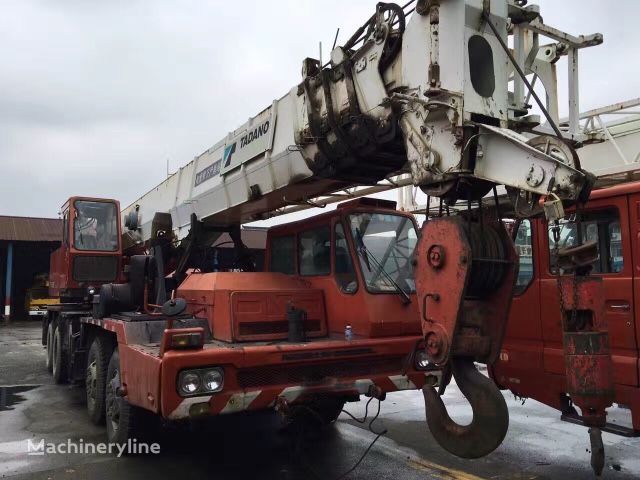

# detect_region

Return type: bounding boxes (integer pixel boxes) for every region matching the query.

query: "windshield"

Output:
[73,201,119,251]
[348,212,417,293]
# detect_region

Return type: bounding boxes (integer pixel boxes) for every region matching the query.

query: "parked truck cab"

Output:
[265,197,421,338]
[493,181,640,434]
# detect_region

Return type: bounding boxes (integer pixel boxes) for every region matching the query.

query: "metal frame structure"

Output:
[398,97,640,213]
[510,12,603,141]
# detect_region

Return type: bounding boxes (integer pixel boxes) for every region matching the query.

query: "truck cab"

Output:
[49,196,122,301]
[265,197,420,338]
[493,181,640,433]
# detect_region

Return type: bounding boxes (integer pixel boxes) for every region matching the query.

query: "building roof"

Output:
[215,226,267,250]
[0,215,61,242]
[0,215,266,247]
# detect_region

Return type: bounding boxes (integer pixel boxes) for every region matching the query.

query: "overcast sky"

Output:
[0,0,637,218]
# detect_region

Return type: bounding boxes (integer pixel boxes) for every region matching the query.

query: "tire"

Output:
[106,348,150,447]
[86,335,112,425]
[41,318,48,345]
[45,321,54,373]
[283,396,346,435]
[306,396,346,426]
[52,322,68,384]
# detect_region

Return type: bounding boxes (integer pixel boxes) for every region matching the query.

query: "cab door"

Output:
[627,192,640,387]
[500,219,543,369]
[539,195,638,387]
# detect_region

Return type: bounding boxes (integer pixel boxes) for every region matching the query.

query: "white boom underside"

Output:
[123,0,601,244]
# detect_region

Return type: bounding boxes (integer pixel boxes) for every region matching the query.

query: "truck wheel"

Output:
[105,348,146,447]
[306,396,346,426]
[41,317,48,345]
[86,336,111,425]
[45,321,54,373]
[52,323,68,384]
[283,396,346,435]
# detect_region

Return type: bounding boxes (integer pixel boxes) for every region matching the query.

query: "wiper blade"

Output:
[355,228,411,305]
[371,255,412,305]
[355,228,372,272]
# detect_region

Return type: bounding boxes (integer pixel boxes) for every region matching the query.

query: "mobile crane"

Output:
[43,0,601,471]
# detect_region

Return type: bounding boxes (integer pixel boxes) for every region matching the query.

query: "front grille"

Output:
[73,256,118,282]
[238,320,322,336]
[237,355,405,388]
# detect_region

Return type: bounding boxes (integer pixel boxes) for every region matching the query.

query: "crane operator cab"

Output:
[265,198,421,338]
[73,201,119,251]
[49,197,122,302]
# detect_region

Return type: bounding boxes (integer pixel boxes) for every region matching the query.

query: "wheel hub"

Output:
[86,361,97,403]
[106,368,121,433]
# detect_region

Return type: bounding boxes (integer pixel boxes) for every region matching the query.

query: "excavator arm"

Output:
[121,0,602,462]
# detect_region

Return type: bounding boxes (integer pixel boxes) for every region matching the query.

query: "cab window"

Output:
[334,222,357,293]
[73,201,118,252]
[349,213,417,293]
[548,208,623,274]
[298,226,331,276]
[270,235,295,274]
[62,210,69,246]
[513,219,534,294]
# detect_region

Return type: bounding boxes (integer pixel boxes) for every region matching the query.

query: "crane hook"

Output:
[423,357,509,459]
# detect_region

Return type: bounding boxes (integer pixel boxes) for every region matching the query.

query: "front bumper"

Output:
[160,336,430,420]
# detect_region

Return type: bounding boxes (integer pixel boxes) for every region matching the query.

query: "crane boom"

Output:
[123,0,599,246]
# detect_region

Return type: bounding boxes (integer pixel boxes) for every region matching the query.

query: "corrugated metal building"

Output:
[0,215,61,320]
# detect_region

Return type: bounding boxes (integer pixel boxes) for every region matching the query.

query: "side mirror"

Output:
[124,210,139,231]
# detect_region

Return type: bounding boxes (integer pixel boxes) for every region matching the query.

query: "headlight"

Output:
[177,368,224,397]
[415,350,430,370]
[203,369,223,392]
[179,372,201,395]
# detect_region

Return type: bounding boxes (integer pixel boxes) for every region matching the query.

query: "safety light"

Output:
[415,350,430,370]
[189,402,211,417]
[170,332,204,349]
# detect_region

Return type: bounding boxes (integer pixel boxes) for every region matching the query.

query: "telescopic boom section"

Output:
[123,0,593,244]
[121,0,601,462]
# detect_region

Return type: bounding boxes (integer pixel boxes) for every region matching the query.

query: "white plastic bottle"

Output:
[345,323,353,341]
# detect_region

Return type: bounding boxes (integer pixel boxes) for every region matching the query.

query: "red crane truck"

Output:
[44,196,433,445]
[41,0,601,469]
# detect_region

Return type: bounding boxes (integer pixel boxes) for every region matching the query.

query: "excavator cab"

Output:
[49,197,122,301]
